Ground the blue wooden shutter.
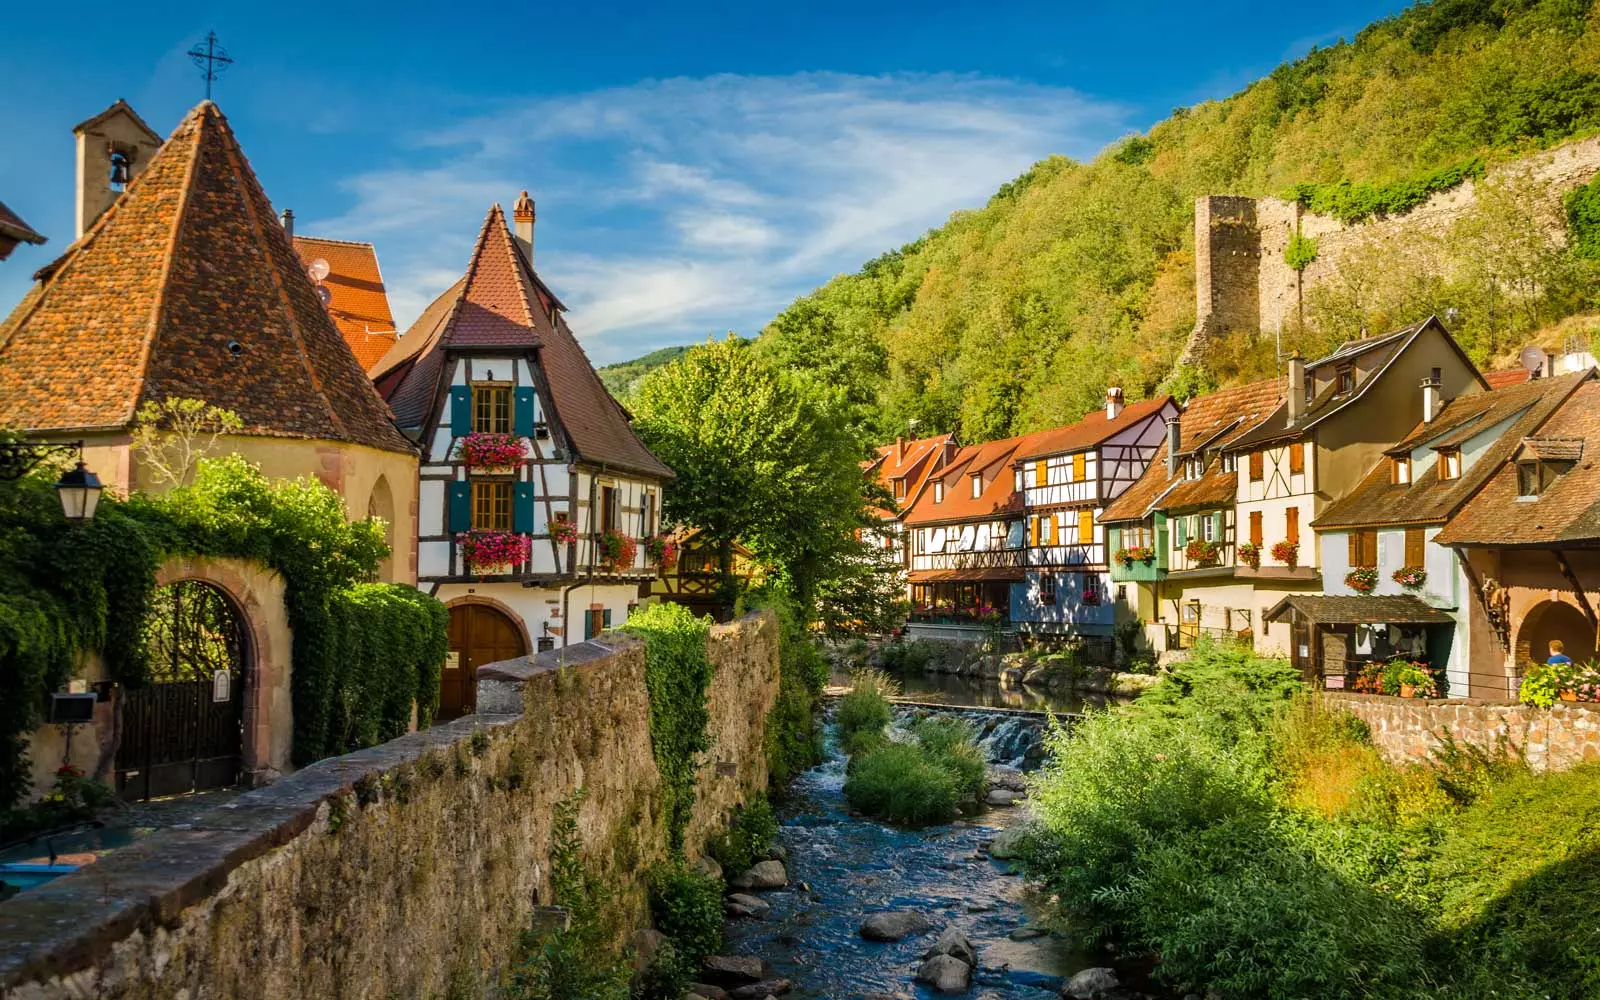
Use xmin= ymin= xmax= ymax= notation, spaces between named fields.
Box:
xmin=449 ymin=386 xmax=472 ymax=438
xmin=1175 ymin=517 xmax=1187 ymax=545
xmin=513 ymin=387 xmax=535 ymax=438
xmin=1211 ymin=511 xmax=1223 ymax=542
xmin=448 ymin=482 xmax=472 ymax=534
xmin=513 ymin=482 xmax=535 ymax=533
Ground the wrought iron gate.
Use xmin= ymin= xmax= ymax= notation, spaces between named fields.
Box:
xmin=115 ymin=580 xmax=247 ymax=801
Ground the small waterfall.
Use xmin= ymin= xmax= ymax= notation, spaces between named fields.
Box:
xmin=892 ymin=707 xmax=1047 ymax=770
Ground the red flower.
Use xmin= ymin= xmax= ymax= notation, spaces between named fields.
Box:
xmin=458 ymin=530 xmax=531 ymax=572
xmin=453 ymin=432 xmax=526 ymax=469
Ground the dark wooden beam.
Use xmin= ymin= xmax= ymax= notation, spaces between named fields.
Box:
xmin=1551 ymin=548 xmax=1598 ymax=628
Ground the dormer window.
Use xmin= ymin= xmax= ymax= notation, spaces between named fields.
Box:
xmin=1337 ymin=365 xmax=1355 ymax=395
xmin=1518 ymin=459 xmax=1576 ymax=498
xmin=1221 ymin=453 xmax=1236 ymax=473
xmin=1392 ymin=456 xmax=1411 ymax=485
xmin=893 ymin=478 xmax=907 ymax=500
xmin=1438 ymin=448 xmax=1461 ymax=481
xmin=934 ymin=481 xmax=945 ymax=503
xmin=970 ymin=473 xmax=982 ymax=499
xmin=1014 ymin=469 xmax=1023 ymax=491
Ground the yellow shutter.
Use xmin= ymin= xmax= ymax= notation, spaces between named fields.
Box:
xmin=1035 ymin=459 xmax=1048 ymax=487
xmin=1079 ymin=509 xmax=1094 ymax=545
xmin=1074 ymin=453 xmax=1087 ymax=482
xmin=1030 ymin=516 xmax=1040 ymax=546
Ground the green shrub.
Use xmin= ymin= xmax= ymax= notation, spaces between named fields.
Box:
xmin=878 ymin=640 xmax=936 ymax=674
xmin=910 ymin=717 xmax=987 ymax=801
xmin=648 ymin=858 xmax=724 ymax=963
xmin=749 ymin=585 xmax=826 ymax=786
xmin=709 ymin=793 xmax=779 ymax=875
xmin=844 ymin=741 xmax=960 ymax=827
xmin=620 ymin=603 xmax=715 ymax=850
xmin=1566 ymin=175 xmax=1600 ymax=260
xmin=836 ymin=669 xmax=896 ymax=755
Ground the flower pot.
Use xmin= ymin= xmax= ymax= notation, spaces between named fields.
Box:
xmin=1400 ymin=683 xmax=1415 ymax=699
xmin=1561 ymin=689 xmax=1579 ymax=702
xmin=472 ymin=465 xmax=519 ymax=477
xmin=473 ymin=562 xmax=513 ymax=577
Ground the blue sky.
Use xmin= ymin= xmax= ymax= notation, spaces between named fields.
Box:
xmin=0 ymin=1 xmax=1402 ymax=365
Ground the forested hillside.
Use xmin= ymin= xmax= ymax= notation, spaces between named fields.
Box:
xmin=597 ymin=344 xmax=695 ymax=399
xmin=750 ymin=0 xmax=1600 ymax=445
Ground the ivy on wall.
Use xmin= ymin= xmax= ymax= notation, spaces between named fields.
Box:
xmin=0 ymin=455 xmax=449 ymax=812
xmin=620 ymin=602 xmax=714 ymax=851
xmin=1565 ymin=174 xmax=1600 ymax=260
xmin=1284 ymin=158 xmax=1485 ymax=224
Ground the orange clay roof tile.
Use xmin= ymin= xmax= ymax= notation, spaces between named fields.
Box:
xmin=292 ymin=236 xmax=397 ymax=371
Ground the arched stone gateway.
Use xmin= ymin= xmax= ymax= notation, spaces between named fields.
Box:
xmin=367 ymin=474 xmax=397 ymax=583
xmin=115 ymin=579 xmax=251 ymax=801
xmin=442 ymin=599 xmax=528 ymax=721
xmin=1516 ymin=599 xmax=1596 ymax=668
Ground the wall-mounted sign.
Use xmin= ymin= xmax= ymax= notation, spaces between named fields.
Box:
xmin=444 ymin=651 xmax=461 ymax=672
xmin=212 ymin=669 xmax=231 ymax=703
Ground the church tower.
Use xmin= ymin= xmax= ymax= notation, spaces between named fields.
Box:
xmin=73 ymin=100 xmax=162 ymax=237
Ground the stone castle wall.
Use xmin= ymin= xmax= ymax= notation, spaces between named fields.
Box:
xmin=1323 ymin=691 xmax=1600 ymax=773
xmin=0 ymin=611 xmax=781 ymax=1000
xmin=1185 ymin=135 xmax=1600 ymax=360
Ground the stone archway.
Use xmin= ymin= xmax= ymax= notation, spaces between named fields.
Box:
xmin=1517 ymin=599 xmax=1596 ymax=668
xmin=367 ymin=475 xmax=397 ymax=583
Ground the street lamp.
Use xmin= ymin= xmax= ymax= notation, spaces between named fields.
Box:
xmin=55 ymin=460 xmax=103 ymax=522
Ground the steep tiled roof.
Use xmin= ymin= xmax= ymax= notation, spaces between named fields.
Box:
xmin=1436 ymin=380 xmax=1600 ymax=547
xmin=1264 ymin=594 xmax=1455 ymax=625
xmin=0 ymin=200 xmax=46 ymax=249
xmin=867 ymin=433 xmax=955 ymax=517
xmin=1315 ymin=371 xmax=1589 ymax=529
xmin=372 ymin=205 xmax=672 ymax=479
xmin=0 ymin=102 xmax=411 ymax=455
xmin=1485 ymin=368 xmax=1533 ymax=389
xmin=1228 ymin=317 xmax=1482 ymax=451
xmin=1099 ymin=378 xmax=1282 ymax=523
xmin=904 ymin=431 xmax=1042 ymax=527
xmin=292 ymin=236 xmax=397 ymax=371
xmin=1012 ymin=396 xmax=1173 ymax=461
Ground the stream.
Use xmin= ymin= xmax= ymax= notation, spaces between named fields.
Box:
xmin=721 ymin=701 xmax=1148 ymax=999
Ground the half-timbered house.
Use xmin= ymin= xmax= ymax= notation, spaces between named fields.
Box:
xmin=864 ymin=432 xmax=957 ymax=572
xmin=1098 ymin=379 xmax=1282 ymax=651
xmin=1224 ymin=318 xmax=1483 ymax=655
xmin=370 ymin=194 xmax=673 ymax=717
xmin=1008 ymin=389 xmax=1177 ymax=643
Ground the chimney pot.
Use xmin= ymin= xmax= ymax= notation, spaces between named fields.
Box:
xmin=1165 ymin=417 xmax=1181 ymax=477
xmin=280 ymin=208 xmax=294 ymax=240
xmin=1421 ymin=367 xmax=1443 ymax=424
xmin=1106 ymin=386 xmax=1124 ymax=421
xmin=897 ymin=436 xmax=906 ymax=461
xmin=1287 ymin=350 xmax=1306 ymax=423
xmin=513 ymin=190 xmax=536 ymax=267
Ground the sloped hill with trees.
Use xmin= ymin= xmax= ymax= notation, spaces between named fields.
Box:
xmin=753 ymin=0 xmax=1600 ymax=444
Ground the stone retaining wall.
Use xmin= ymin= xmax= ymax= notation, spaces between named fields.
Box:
xmin=0 ymin=611 xmax=781 ymax=1000
xmin=1323 ymin=691 xmax=1600 ymax=772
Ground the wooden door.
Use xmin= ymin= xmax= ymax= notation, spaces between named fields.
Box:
xmin=442 ymin=604 xmax=526 ymax=721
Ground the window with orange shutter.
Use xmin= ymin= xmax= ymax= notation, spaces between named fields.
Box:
xmin=1286 ymin=507 xmax=1299 ymax=546
xmin=1035 ymin=459 xmax=1048 ymax=487
xmin=1073 ymin=453 xmax=1087 ymax=483
xmin=1078 ymin=509 xmax=1094 ymax=545
xmin=1404 ymin=528 xmax=1425 ymax=567
xmin=1249 ymin=510 xmax=1263 ymax=547
xmin=1249 ymin=451 xmax=1264 ymax=482
xmin=1289 ymin=442 xmax=1305 ymax=475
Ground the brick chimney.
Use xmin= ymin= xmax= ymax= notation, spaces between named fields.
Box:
xmin=513 ymin=191 xmax=536 ymax=267
xmin=1166 ymin=417 xmax=1181 ymax=477
xmin=896 ymin=437 xmax=906 ymax=461
xmin=1287 ymin=351 xmax=1306 ymax=424
xmin=1106 ymin=386 xmax=1124 ymax=421
xmin=1421 ymin=367 xmax=1443 ymax=424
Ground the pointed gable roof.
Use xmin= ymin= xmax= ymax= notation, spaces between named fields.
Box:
xmin=0 ymin=102 xmax=412 ymax=455
xmin=371 ymin=204 xmax=672 ymax=479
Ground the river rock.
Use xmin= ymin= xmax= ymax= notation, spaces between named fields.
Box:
xmin=765 ymin=842 xmax=788 ymax=862
xmin=725 ymin=893 xmax=771 ymax=918
xmin=915 ymin=954 xmax=973 ymax=994
xmin=701 ymin=955 xmax=771 ymax=986
xmin=1009 ymin=926 xmax=1048 ymax=940
xmin=730 ymin=979 xmax=791 ymax=999
xmin=925 ymin=926 xmax=978 ymax=966
xmin=987 ymin=825 xmax=1030 ymax=860
xmin=729 ymin=860 xmax=787 ymax=890
xmin=986 ymin=788 xmax=1017 ymax=807
xmin=1061 ymin=967 xmax=1120 ymax=998
xmin=859 ymin=910 xmax=934 ymax=941
xmin=689 ymin=985 xmax=729 ymax=1000
xmin=695 ymin=855 xmax=724 ymax=882
xmin=987 ymin=765 xmax=1027 ymax=791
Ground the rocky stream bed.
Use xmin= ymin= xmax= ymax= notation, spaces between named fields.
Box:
xmin=691 ymin=708 xmax=1173 ymax=1000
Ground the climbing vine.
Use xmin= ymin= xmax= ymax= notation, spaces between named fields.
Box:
xmin=619 ymin=602 xmax=714 ymax=851
xmin=1284 ymin=232 xmax=1320 ymax=272
xmin=0 ymin=454 xmax=448 ymax=814
xmin=1284 ymin=158 xmax=1485 ymax=224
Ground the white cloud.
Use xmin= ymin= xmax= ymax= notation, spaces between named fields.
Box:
xmin=311 ymin=72 xmax=1127 ymax=364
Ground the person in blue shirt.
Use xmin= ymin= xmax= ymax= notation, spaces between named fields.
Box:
xmin=1547 ymin=639 xmax=1574 ymax=666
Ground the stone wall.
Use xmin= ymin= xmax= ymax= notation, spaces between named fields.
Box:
xmin=1324 ymin=690 xmax=1600 ymax=773
xmin=1185 ymin=134 xmax=1600 ymax=360
xmin=0 ymin=611 xmax=781 ymax=1000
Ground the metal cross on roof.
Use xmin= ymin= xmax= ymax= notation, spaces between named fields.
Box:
xmin=187 ymin=31 xmax=233 ymax=100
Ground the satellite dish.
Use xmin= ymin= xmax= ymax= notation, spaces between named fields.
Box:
xmin=307 ymin=258 xmax=331 ymax=282
xmin=315 ymin=284 xmax=332 ymax=307
xmin=1520 ymin=345 xmax=1549 ymax=374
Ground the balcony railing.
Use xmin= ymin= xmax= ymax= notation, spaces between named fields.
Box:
xmin=910 ymin=548 xmax=1024 ymax=572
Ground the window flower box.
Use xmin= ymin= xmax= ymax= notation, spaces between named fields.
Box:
xmin=549 ymin=518 xmax=578 ymax=546
xmin=1345 ymin=567 xmax=1379 ymax=594
xmin=1115 ymin=546 xmax=1155 ymax=566
xmin=1185 ymin=538 xmax=1220 ymax=567
xmin=598 ymin=529 xmax=637 ymax=572
xmin=458 ymin=530 xmax=530 ymax=575
xmin=1237 ymin=542 xmax=1261 ymax=569
xmin=645 ymin=534 xmax=679 ymax=571
xmin=453 ymin=432 xmax=526 ymax=473
xmin=1270 ymin=540 xmax=1299 ymax=568
xmin=1393 ymin=565 xmax=1427 ymax=589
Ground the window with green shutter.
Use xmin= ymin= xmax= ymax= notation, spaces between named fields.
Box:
xmin=513 ymin=482 xmax=535 ymax=533
xmin=449 ymin=386 xmax=471 ymax=438
xmin=447 ymin=481 xmax=472 ymax=534
xmin=513 ymin=387 xmax=535 ymax=438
